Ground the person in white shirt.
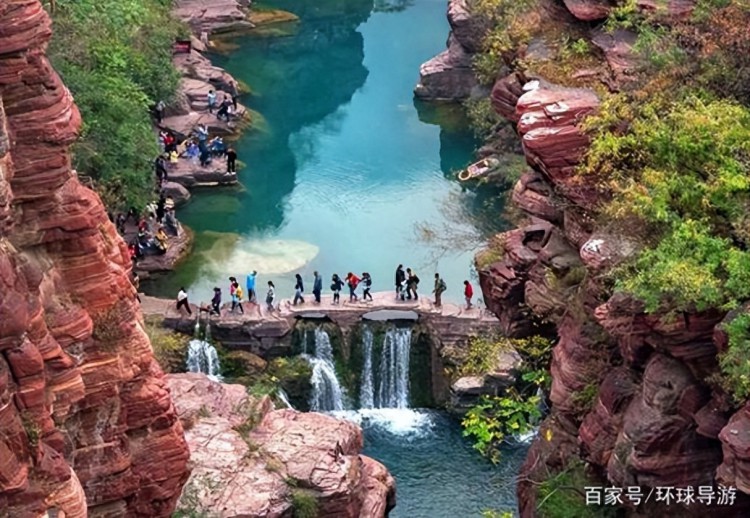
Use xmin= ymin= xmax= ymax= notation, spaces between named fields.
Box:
xmin=176 ymin=287 xmax=191 ymax=315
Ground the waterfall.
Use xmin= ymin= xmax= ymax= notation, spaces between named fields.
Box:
xmin=186 ymin=314 xmax=221 ymax=379
xmin=360 ymin=327 xmax=375 ymax=409
xmin=186 ymin=339 xmax=221 ymax=378
xmin=306 ymin=327 xmax=345 ymax=412
xmin=277 ymin=388 xmax=294 ymax=409
xmin=376 ymin=327 xmax=412 ymax=409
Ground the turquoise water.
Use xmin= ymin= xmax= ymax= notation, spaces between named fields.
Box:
xmin=146 ymin=0 xmax=506 ymax=303
xmin=351 ymin=409 xmax=527 ymax=517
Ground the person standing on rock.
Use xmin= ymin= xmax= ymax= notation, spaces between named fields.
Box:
xmin=293 ymin=273 xmax=305 ymax=305
xmin=464 ymin=280 xmax=474 ymax=310
xmin=313 ymin=271 xmax=323 ymax=304
xmin=266 ymin=281 xmax=276 ymax=312
xmin=207 ymin=89 xmax=217 ymax=113
xmin=154 ymin=99 xmax=165 ymax=124
xmin=176 ymin=287 xmax=192 ymax=315
xmin=433 ymin=273 xmax=446 ymax=307
xmin=331 ymin=274 xmax=344 ymax=305
xmin=405 ymin=268 xmax=419 ymax=300
xmin=361 ymin=272 xmax=373 ymax=301
xmin=395 ymin=264 xmax=405 ymax=299
xmin=232 ymin=280 xmax=244 ymax=314
xmin=210 ymin=287 xmax=222 ymax=316
xmin=246 ymin=270 xmax=257 ymax=303
xmin=226 ymin=147 xmax=237 ymax=173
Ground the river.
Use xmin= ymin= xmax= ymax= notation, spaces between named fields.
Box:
xmin=146 ymin=0 xmax=507 ymax=304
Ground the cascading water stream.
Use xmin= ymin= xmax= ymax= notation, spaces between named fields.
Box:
xmin=375 ymin=326 xmax=412 ymax=409
xmin=186 ymin=314 xmax=221 ymax=379
xmin=360 ymin=327 xmax=375 ymax=409
xmin=306 ymin=327 xmax=346 ymax=412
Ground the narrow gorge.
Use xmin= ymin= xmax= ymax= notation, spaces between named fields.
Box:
xmin=5 ymin=0 xmax=750 ymax=517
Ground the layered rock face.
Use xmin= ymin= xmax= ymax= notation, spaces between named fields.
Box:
xmin=414 ymin=0 xmax=482 ymax=101
xmin=0 ymin=1 xmax=189 ymax=515
xmin=168 ymin=373 xmax=396 ymax=517
xmin=475 ymin=2 xmax=750 ymax=516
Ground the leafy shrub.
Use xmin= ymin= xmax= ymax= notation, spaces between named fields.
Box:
xmin=48 ymin=0 xmax=183 ymax=209
xmin=537 ymin=463 xmax=612 ymax=518
xmin=464 ymin=97 xmax=502 ymax=139
xmin=719 ymin=312 xmax=750 ymax=403
xmin=290 ymin=489 xmax=318 ymax=518
xmin=582 ymin=97 xmax=750 ymax=312
xmin=462 ymin=390 xmax=542 ymax=463
xmin=144 ymin=317 xmax=191 ymax=373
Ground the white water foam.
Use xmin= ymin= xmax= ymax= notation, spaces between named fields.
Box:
xmin=332 ymin=408 xmax=435 ymax=437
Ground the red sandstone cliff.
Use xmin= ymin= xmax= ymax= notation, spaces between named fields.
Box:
xmin=0 ymin=1 xmax=190 ymax=515
xmin=475 ymin=2 xmax=750 ymax=516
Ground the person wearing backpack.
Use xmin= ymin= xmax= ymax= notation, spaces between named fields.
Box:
xmin=331 ymin=273 xmax=344 ymax=305
xmin=406 ymin=268 xmax=419 ymax=300
xmin=361 ymin=272 xmax=373 ymax=301
xmin=433 ymin=273 xmax=447 ymax=307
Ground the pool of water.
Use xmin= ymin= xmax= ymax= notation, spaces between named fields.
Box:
xmin=145 ymin=0 xmax=507 ymax=303
xmin=343 ymin=409 xmax=527 ymax=517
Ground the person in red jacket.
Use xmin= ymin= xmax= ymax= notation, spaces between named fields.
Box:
xmin=464 ymin=280 xmax=474 ymax=310
xmin=346 ymin=272 xmax=360 ymax=302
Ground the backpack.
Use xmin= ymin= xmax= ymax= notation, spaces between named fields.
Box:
xmin=413 ymin=275 xmax=420 ymax=285
xmin=438 ymin=279 xmax=447 ymax=292
xmin=330 ymin=282 xmax=337 ymax=291
xmin=365 ymin=277 xmax=372 ymax=287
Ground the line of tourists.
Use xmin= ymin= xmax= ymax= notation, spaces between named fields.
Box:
xmin=173 ymin=266 xmax=475 ymax=317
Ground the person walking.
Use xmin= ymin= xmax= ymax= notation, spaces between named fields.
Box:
xmin=266 ymin=281 xmax=276 ymax=312
xmin=346 ymin=272 xmax=360 ymax=302
xmin=395 ymin=264 xmax=405 ymax=299
xmin=210 ymin=287 xmax=222 ymax=316
xmin=406 ymin=268 xmax=419 ymax=300
xmin=331 ymin=274 xmax=344 ymax=305
xmin=226 ymin=147 xmax=237 ymax=173
xmin=246 ymin=270 xmax=257 ymax=303
xmin=293 ymin=273 xmax=305 ymax=305
xmin=361 ymin=272 xmax=373 ymax=301
xmin=176 ymin=287 xmax=192 ymax=315
xmin=464 ymin=280 xmax=474 ymax=310
xmin=233 ymin=280 xmax=244 ymax=314
xmin=433 ymin=273 xmax=447 ymax=307
xmin=207 ymin=89 xmax=217 ymax=113
xmin=313 ymin=271 xmax=323 ymax=304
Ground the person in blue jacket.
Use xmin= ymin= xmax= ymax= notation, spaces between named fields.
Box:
xmin=246 ymin=270 xmax=257 ymax=303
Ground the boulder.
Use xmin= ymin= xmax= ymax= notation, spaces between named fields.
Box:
xmin=160 ymin=181 xmax=191 ymax=206
xmin=172 ymin=0 xmax=253 ymax=35
xmin=447 ymin=0 xmax=488 ymax=53
xmin=168 ymin=374 xmax=396 ymax=517
xmin=562 ymin=0 xmax=614 ymax=21
xmin=414 ymin=35 xmax=478 ymax=101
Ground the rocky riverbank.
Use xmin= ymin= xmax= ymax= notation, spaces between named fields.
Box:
xmin=168 ymin=373 xmax=396 ymax=517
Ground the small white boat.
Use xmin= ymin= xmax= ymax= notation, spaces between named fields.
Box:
xmin=457 ymin=157 xmax=500 ymax=182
